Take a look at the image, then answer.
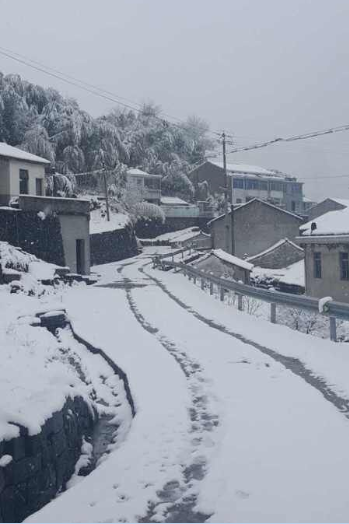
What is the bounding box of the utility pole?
[222,132,235,254]
[102,166,110,221]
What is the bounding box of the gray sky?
[0,0,349,201]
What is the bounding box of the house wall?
[59,215,91,274]
[189,163,225,194]
[248,242,304,269]
[0,158,10,204]
[9,159,46,200]
[302,242,349,302]
[307,199,345,221]
[194,254,250,283]
[210,200,302,257]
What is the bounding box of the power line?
[0,46,224,138]
[228,124,349,154]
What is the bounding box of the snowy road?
[30,252,349,523]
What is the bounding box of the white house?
[126,168,161,204]
[0,143,50,205]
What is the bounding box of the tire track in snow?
[141,265,349,420]
[119,267,217,523]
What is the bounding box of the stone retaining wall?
[0,396,95,523]
[90,224,138,266]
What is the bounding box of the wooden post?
[270,302,277,324]
[193,276,197,285]
[220,286,225,301]
[238,294,243,311]
[330,316,337,342]
[201,278,205,290]
[210,281,214,295]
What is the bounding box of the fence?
[153,251,349,342]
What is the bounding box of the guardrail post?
[220,286,225,301]
[201,278,205,290]
[210,282,214,295]
[193,276,197,285]
[237,294,243,311]
[171,254,174,262]
[329,316,337,342]
[270,302,277,324]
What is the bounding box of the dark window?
[340,252,349,280]
[270,181,284,192]
[76,239,85,275]
[291,201,296,212]
[35,178,43,196]
[233,178,244,189]
[245,179,259,190]
[19,169,29,194]
[314,252,322,279]
[291,183,302,194]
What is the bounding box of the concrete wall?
[210,200,303,258]
[59,215,90,274]
[19,195,90,217]
[307,199,345,221]
[0,396,95,523]
[248,241,304,269]
[302,242,349,302]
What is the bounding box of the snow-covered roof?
[160,196,189,206]
[247,238,303,262]
[208,198,303,225]
[252,259,304,287]
[212,249,254,271]
[208,161,290,180]
[301,206,349,237]
[330,198,349,208]
[0,143,50,164]
[127,168,161,178]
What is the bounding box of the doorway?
[76,239,85,274]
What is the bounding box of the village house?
[306,197,349,221]
[188,160,309,214]
[298,206,349,302]
[126,168,161,205]
[0,142,50,205]
[0,144,91,275]
[208,198,304,258]
[247,238,304,269]
[192,249,253,284]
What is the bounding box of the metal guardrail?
[153,255,349,342]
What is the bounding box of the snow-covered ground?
[26,250,349,523]
[90,209,130,234]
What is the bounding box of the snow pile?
[319,296,333,313]
[90,209,130,234]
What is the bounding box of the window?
[236,198,242,204]
[35,178,43,196]
[19,169,29,194]
[291,183,302,194]
[270,181,284,192]
[259,181,268,191]
[245,179,259,190]
[340,252,349,280]
[233,178,244,189]
[291,201,296,212]
[313,252,322,279]
[136,178,143,187]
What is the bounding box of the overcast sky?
[0,0,349,200]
